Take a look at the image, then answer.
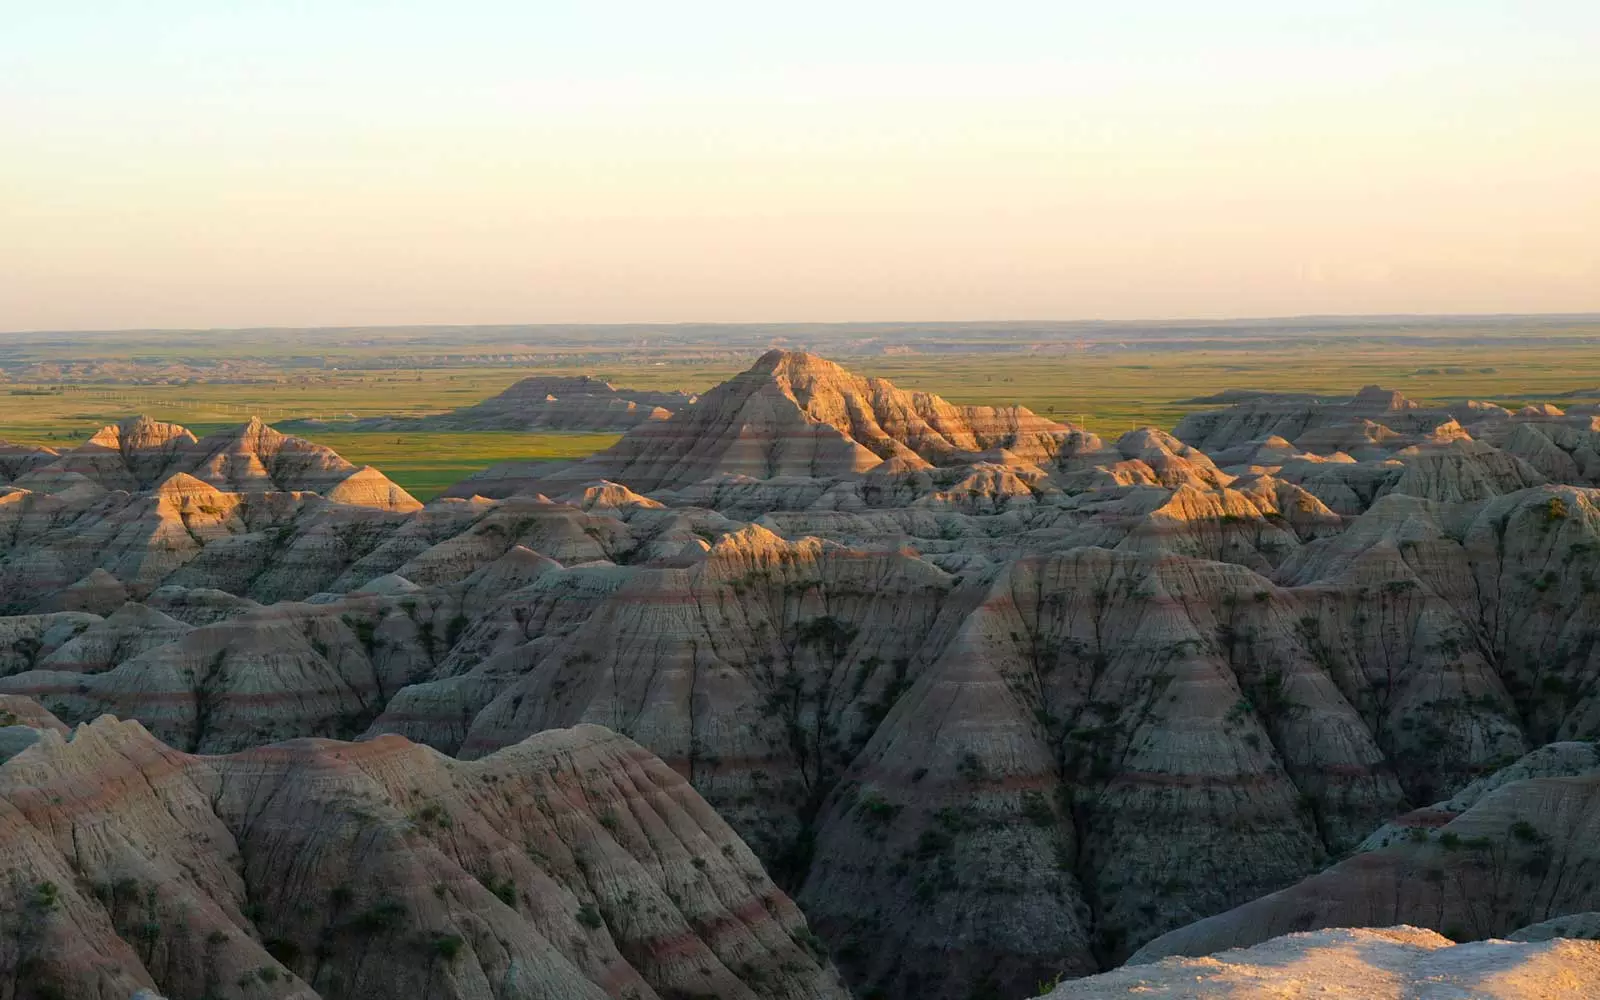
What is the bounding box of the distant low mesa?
[284,374,697,433]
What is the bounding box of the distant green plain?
[306,431,620,498]
[5,339,1599,499]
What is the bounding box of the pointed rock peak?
[335,465,388,483]
[186,417,298,468]
[70,567,124,590]
[52,567,131,615]
[325,466,423,512]
[674,536,714,561]
[562,347,1084,493]
[463,544,564,591]
[207,414,285,450]
[491,544,563,574]
[1425,419,1473,443]
[1117,426,1205,459]
[100,600,187,630]
[64,714,164,753]
[739,349,863,398]
[84,422,126,448]
[708,521,790,556]
[562,480,663,511]
[153,471,228,502]
[750,348,845,378]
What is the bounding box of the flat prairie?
[5,319,1599,497]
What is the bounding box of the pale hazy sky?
[3,1,1598,331]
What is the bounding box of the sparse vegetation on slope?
[5,347,1600,1000]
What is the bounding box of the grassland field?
[4,343,1599,499]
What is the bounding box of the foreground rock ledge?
[1041,925,1600,998]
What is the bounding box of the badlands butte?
[4,349,1600,998]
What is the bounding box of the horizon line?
[6,310,1600,339]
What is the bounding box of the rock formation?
[488,350,1101,496]
[27,416,419,507]
[1044,926,1600,998]
[0,714,846,1000]
[6,357,1600,999]
[1129,740,1600,964]
[1172,384,1600,514]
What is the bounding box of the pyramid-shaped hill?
[34,416,420,510]
[521,350,1100,494]
[184,415,374,496]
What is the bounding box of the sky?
[3,1,1598,331]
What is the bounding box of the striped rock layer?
[0,709,846,1000]
[3,354,1600,999]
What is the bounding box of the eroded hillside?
[0,701,846,1000]
[3,352,1600,999]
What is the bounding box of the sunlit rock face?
[5,358,1600,1000]
[1047,926,1600,999]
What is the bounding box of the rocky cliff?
[4,356,1600,999]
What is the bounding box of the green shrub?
[1510,820,1544,843]
[352,900,406,932]
[856,793,901,825]
[32,881,58,909]
[430,934,465,961]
